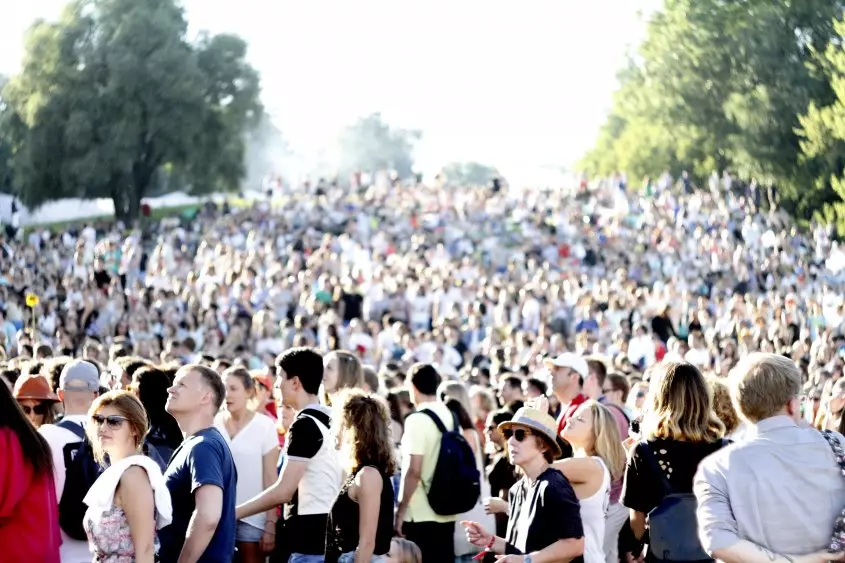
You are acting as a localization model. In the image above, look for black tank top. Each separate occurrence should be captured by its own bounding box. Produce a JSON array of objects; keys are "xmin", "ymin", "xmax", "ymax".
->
[{"xmin": 325, "ymin": 466, "xmax": 394, "ymax": 562}]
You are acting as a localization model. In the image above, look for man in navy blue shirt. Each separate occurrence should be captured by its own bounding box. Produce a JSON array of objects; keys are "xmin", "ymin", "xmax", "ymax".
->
[{"xmin": 159, "ymin": 364, "xmax": 237, "ymax": 563}]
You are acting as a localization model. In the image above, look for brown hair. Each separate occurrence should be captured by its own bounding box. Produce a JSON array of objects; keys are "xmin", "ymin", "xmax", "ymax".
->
[
  {"xmin": 641, "ymin": 362, "xmax": 724, "ymax": 442},
  {"xmin": 708, "ymin": 377, "xmax": 740, "ymax": 435},
  {"xmin": 389, "ymin": 538, "xmax": 422, "ymax": 563},
  {"xmin": 332, "ymin": 389, "xmax": 397, "ymax": 475},
  {"xmin": 323, "ymin": 351, "xmax": 364, "ymax": 405},
  {"xmin": 729, "ymin": 353, "xmax": 801, "ymax": 423},
  {"xmin": 87, "ymin": 390, "xmax": 149, "ymax": 464}
]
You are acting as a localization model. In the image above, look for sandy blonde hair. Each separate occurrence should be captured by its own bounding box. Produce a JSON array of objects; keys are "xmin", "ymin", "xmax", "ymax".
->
[
  {"xmin": 641, "ymin": 362, "xmax": 724, "ymax": 442},
  {"xmin": 323, "ymin": 351, "xmax": 364, "ymax": 406},
  {"xmin": 389, "ymin": 538, "xmax": 422, "ymax": 563},
  {"xmin": 708, "ymin": 377, "xmax": 740, "ymax": 435},
  {"xmin": 581, "ymin": 400, "xmax": 627, "ymax": 480},
  {"xmin": 729, "ymin": 353, "xmax": 801, "ymax": 423}
]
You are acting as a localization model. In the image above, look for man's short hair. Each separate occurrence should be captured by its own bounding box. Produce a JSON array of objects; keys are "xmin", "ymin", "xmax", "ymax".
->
[
  {"xmin": 410, "ymin": 363, "xmax": 441, "ymax": 396},
  {"xmin": 587, "ymin": 358, "xmax": 608, "ymax": 386},
  {"xmin": 276, "ymin": 347, "xmax": 324, "ymax": 395},
  {"xmin": 185, "ymin": 364, "xmax": 225, "ymax": 412},
  {"xmin": 729, "ymin": 353, "xmax": 801, "ymax": 423}
]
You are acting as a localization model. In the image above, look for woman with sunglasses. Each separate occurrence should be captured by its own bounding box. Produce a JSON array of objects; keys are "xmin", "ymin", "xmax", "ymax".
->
[
  {"xmin": 13, "ymin": 373, "xmax": 59, "ymax": 428},
  {"xmin": 82, "ymin": 390, "xmax": 172, "ymax": 563},
  {"xmin": 462, "ymin": 405, "xmax": 585, "ymax": 563},
  {"xmin": 0, "ymin": 366, "xmax": 61, "ymax": 562}
]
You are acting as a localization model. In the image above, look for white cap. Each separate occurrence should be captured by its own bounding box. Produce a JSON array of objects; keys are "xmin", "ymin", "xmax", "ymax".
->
[{"xmin": 543, "ymin": 353, "xmax": 588, "ymax": 379}]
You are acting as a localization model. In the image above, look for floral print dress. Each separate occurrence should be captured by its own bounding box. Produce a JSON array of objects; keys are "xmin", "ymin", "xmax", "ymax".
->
[{"xmin": 84, "ymin": 504, "xmax": 160, "ymax": 563}]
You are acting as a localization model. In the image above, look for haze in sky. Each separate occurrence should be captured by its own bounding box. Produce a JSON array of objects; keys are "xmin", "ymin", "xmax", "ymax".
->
[{"xmin": 0, "ymin": 0, "xmax": 656, "ymax": 181}]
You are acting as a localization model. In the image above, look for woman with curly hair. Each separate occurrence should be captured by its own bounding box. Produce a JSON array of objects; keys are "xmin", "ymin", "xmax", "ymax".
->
[{"xmin": 325, "ymin": 389, "xmax": 396, "ymax": 563}]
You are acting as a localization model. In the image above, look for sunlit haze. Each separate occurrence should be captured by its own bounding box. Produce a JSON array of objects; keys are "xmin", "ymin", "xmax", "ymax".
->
[{"xmin": 0, "ymin": 0, "xmax": 657, "ymax": 182}]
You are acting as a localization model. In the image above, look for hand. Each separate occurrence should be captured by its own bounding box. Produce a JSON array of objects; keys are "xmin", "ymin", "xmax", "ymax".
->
[
  {"xmin": 625, "ymin": 552, "xmax": 645, "ymax": 563},
  {"xmin": 394, "ymin": 506, "xmax": 406, "ymax": 538},
  {"xmin": 460, "ymin": 520, "xmax": 492, "ymax": 548},
  {"xmin": 483, "ymin": 497, "xmax": 508, "ymax": 515},
  {"xmin": 527, "ymin": 396, "xmax": 550, "ymax": 414},
  {"xmin": 494, "ymin": 556, "xmax": 524, "ymax": 562},
  {"xmin": 796, "ymin": 551, "xmax": 845, "ymax": 563},
  {"xmin": 260, "ymin": 529, "xmax": 275, "ymax": 553}
]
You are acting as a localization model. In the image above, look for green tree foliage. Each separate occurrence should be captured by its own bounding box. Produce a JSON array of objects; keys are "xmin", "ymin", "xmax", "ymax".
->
[
  {"xmin": 336, "ymin": 113, "xmax": 421, "ymax": 179},
  {"xmin": 0, "ymin": 75, "xmax": 13, "ymax": 194},
  {"xmin": 1, "ymin": 0, "xmax": 261, "ymax": 223},
  {"xmin": 440, "ymin": 161, "xmax": 499, "ymax": 186},
  {"xmin": 581, "ymin": 0, "xmax": 844, "ymax": 221}
]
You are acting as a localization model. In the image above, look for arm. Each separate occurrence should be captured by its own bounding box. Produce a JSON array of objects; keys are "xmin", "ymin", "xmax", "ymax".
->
[
  {"xmin": 629, "ymin": 509, "xmax": 647, "ymax": 541},
  {"xmin": 178, "ymin": 485, "xmax": 223, "ymax": 563},
  {"xmin": 354, "ymin": 467, "xmax": 383, "ymax": 563},
  {"xmin": 237, "ymin": 459, "xmax": 306, "ymax": 519},
  {"xmin": 712, "ymin": 541, "xmax": 844, "ymax": 563},
  {"xmin": 551, "ymin": 457, "xmax": 600, "ymax": 486},
  {"xmin": 118, "ymin": 467, "xmax": 156, "ymax": 563},
  {"xmin": 520, "ymin": 538, "xmax": 585, "ymax": 563},
  {"xmin": 261, "ymin": 445, "xmax": 280, "ymax": 550},
  {"xmin": 395, "ymin": 454, "xmax": 423, "ymax": 534}
]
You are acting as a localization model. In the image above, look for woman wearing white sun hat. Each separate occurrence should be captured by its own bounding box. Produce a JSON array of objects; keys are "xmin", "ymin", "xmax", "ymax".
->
[{"xmin": 461, "ymin": 405, "xmax": 586, "ymax": 563}]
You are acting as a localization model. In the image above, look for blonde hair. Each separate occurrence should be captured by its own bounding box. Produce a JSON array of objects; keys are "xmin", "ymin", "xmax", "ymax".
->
[
  {"xmin": 708, "ymin": 377, "xmax": 740, "ymax": 435},
  {"xmin": 641, "ymin": 362, "xmax": 724, "ymax": 442},
  {"xmin": 469, "ymin": 385, "xmax": 496, "ymax": 416},
  {"xmin": 87, "ymin": 390, "xmax": 149, "ymax": 464},
  {"xmin": 389, "ymin": 538, "xmax": 422, "ymax": 563},
  {"xmin": 729, "ymin": 353, "xmax": 801, "ymax": 423},
  {"xmin": 582, "ymin": 400, "xmax": 627, "ymax": 480}
]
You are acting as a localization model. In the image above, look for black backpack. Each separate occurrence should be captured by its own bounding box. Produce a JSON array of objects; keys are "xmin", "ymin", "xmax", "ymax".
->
[
  {"xmin": 416, "ymin": 409, "xmax": 480, "ymax": 516},
  {"xmin": 57, "ymin": 420, "xmax": 104, "ymax": 541},
  {"xmin": 638, "ymin": 441, "xmax": 726, "ymax": 562}
]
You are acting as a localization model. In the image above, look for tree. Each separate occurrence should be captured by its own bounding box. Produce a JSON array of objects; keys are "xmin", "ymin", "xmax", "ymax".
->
[
  {"xmin": 336, "ymin": 113, "xmax": 421, "ymax": 179},
  {"xmin": 2, "ymin": 0, "xmax": 261, "ymax": 223},
  {"xmin": 580, "ymin": 0, "xmax": 844, "ymax": 220},
  {"xmin": 440, "ymin": 162, "xmax": 499, "ymax": 186},
  {"xmin": 0, "ymin": 75, "xmax": 12, "ymax": 194}
]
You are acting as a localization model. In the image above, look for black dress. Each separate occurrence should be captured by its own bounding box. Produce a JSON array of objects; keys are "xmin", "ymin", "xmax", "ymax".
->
[{"xmin": 325, "ymin": 466, "xmax": 394, "ymax": 563}]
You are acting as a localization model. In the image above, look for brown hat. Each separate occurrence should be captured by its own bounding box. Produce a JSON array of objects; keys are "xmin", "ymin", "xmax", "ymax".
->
[{"xmin": 13, "ymin": 374, "xmax": 59, "ymax": 402}]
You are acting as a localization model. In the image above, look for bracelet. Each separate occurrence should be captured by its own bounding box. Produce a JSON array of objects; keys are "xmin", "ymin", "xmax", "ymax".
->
[{"xmin": 472, "ymin": 536, "xmax": 496, "ymax": 560}]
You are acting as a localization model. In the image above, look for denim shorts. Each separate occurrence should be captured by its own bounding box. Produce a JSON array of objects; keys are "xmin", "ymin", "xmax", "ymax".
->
[
  {"xmin": 338, "ymin": 553, "xmax": 386, "ymax": 563},
  {"xmin": 288, "ymin": 554, "xmax": 325, "ymax": 563},
  {"xmin": 236, "ymin": 520, "xmax": 264, "ymax": 543}
]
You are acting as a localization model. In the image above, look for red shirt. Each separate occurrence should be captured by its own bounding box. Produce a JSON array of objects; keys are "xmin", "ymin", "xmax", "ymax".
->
[
  {"xmin": 557, "ymin": 393, "xmax": 588, "ymax": 438},
  {"xmin": 0, "ymin": 428, "xmax": 61, "ymax": 563}
]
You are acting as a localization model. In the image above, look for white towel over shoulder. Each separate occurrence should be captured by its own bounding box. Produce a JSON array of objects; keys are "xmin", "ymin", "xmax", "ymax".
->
[{"xmin": 83, "ymin": 454, "xmax": 173, "ymax": 529}]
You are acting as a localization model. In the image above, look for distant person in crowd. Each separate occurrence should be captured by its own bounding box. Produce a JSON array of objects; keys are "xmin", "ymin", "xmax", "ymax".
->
[
  {"xmin": 396, "ymin": 363, "xmax": 456, "ymax": 563},
  {"xmin": 214, "ymin": 367, "xmax": 279, "ymax": 563},
  {"xmin": 0, "ymin": 373, "xmax": 61, "ymax": 563},
  {"xmin": 238, "ymin": 347, "xmax": 341, "ymax": 563},
  {"xmin": 384, "ymin": 538, "xmax": 423, "ymax": 563},
  {"xmin": 602, "ymin": 373, "xmax": 632, "ymax": 420},
  {"xmin": 159, "ymin": 364, "xmax": 237, "ymax": 563},
  {"xmin": 696, "ymin": 353, "xmax": 845, "ymax": 562},
  {"xmin": 322, "ymin": 350, "xmax": 364, "ymax": 406},
  {"xmin": 325, "ymin": 390, "xmax": 396, "ymax": 563},
  {"xmin": 83, "ymin": 391, "xmax": 172, "ymax": 563},
  {"xmin": 39, "ymin": 359, "xmax": 102, "ymax": 563},
  {"xmin": 129, "ymin": 365, "xmax": 183, "ymax": 461},
  {"xmin": 483, "ymin": 408, "xmax": 518, "ymax": 539},
  {"xmin": 547, "ymin": 353, "xmax": 590, "ymax": 456},
  {"xmin": 462, "ymin": 404, "xmax": 585, "ymax": 561},
  {"xmin": 14, "ymin": 372, "xmax": 59, "ymax": 428}
]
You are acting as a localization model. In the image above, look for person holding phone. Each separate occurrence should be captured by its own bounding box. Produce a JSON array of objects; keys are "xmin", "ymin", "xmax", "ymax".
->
[{"xmin": 462, "ymin": 405, "xmax": 585, "ymax": 563}]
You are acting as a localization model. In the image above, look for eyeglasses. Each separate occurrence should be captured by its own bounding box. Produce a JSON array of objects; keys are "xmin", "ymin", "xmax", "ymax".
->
[
  {"xmin": 91, "ymin": 414, "xmax": 128, "ymax": 430},
  {"xmin": 502, "ymin": 428, "xmax": 533, "ymax": 442},
  {"xmin": 21, "ymin": 403, "xmax": 49, "ymax": 416},
  {"xmin": 602, "ymin": 387, "xmax": 615, "ymax": 393}
]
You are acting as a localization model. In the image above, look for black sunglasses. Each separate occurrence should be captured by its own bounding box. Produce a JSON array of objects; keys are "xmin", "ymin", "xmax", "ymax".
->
[
  {"xmin": 91, "ymin": 414, "xmax": 128, "ymax": 430},
  {"xmin": 21, "ymin": 403, "xmax": 49, "ymax": 416},
  {"xmin": 502, "ymin": 428, "xmax": 533, "ymax": 442}
]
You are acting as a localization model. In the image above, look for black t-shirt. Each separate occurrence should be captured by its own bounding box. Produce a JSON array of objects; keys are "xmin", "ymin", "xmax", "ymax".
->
[
  {"xmin": 283, "ymin": 407, "xmax": 332, "ymax": 555},
  {"xmin": 621, "ymin": 438, "xmax": 725, "ymax": 515},
  {"xmin": 340, "ymin": 292, "xmax": 363, "ymax": 321},
  {"xmin": 93, "ymin": 268, "xmax": 111, "ymax": 289},
  {"xmin": 486, "ymin": 453, "xmax": 517, "ymax": 538},
  {"xmin": 504, "ymin": 467, "xmax": 584, "ymax": 561}
]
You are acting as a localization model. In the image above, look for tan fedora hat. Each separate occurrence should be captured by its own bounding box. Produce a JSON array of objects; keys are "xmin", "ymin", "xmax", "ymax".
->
[{"xmin": 499, "ymin": 406, "xmax": 562, "ymax": 459}]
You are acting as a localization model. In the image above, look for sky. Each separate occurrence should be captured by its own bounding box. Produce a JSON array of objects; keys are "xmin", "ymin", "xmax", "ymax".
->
[{"xmin": 0, "ymin": 0, "xmax": 656, "ymax": 181}]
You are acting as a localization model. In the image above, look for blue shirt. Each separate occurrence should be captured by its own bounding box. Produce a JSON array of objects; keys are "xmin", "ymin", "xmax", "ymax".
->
[{"xmin": 158, "ymin": 427, "xmax": 237, "ymax": 563}]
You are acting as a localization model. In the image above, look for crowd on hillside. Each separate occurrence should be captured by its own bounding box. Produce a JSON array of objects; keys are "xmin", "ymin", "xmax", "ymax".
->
[{"xmin": 2, "ymin": 172, "xmax": 845, "ymax": 563}]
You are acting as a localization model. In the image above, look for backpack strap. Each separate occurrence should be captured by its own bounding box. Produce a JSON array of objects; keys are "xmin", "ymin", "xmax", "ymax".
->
[
  {"xmin": 636, "ymin": 441, "xmax": 675, "ymax": 497},
  {"xmin": 416, "ymin": 408, "xmax": 453, "ymax": 434},
  {"xmin": 57, "ymin": 419, "xmax": 86, "ymax": 440}
]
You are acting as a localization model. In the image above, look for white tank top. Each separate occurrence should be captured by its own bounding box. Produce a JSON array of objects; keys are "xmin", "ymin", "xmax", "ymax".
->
[{"xmin": 580, "ymin": 457, "xmax": 610, "ymax": 563}]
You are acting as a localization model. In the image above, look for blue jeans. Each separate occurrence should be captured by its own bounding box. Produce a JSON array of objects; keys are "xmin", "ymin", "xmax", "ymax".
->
[
  {"xmin": 288, "ymin": 555, "xmax": 324, "ymax": 563},
  {"xmin": 338, "ymin": 553, "xmax": 386, "ymax": 563}
]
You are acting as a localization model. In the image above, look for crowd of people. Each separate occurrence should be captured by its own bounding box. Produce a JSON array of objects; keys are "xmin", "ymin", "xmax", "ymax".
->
[{"xmin": 1, "ymin": 172, "xmax": 845, "ymax": 563}]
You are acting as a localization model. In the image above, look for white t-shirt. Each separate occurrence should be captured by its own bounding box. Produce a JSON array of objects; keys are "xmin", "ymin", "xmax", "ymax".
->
[
  {"xmin": 39, "ymin": 414, "xmax": 92, "ymax": 563},
  {"xmin": 214, "ymin": 413, "xmax": 278, "ymax": 530}
]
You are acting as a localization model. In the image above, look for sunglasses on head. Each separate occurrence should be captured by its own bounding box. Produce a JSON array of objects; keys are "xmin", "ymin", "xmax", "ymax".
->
[
  {"xmin": 502, "ymin": 428, "xmax": 534, "ymax": 442},
  {"xmin": 21, "ymin": 403, "xmax": 49, "ymax": 416},
  {"xmin": 91, "ymin": 414, "xmax": 128, "ymax": 430}
]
